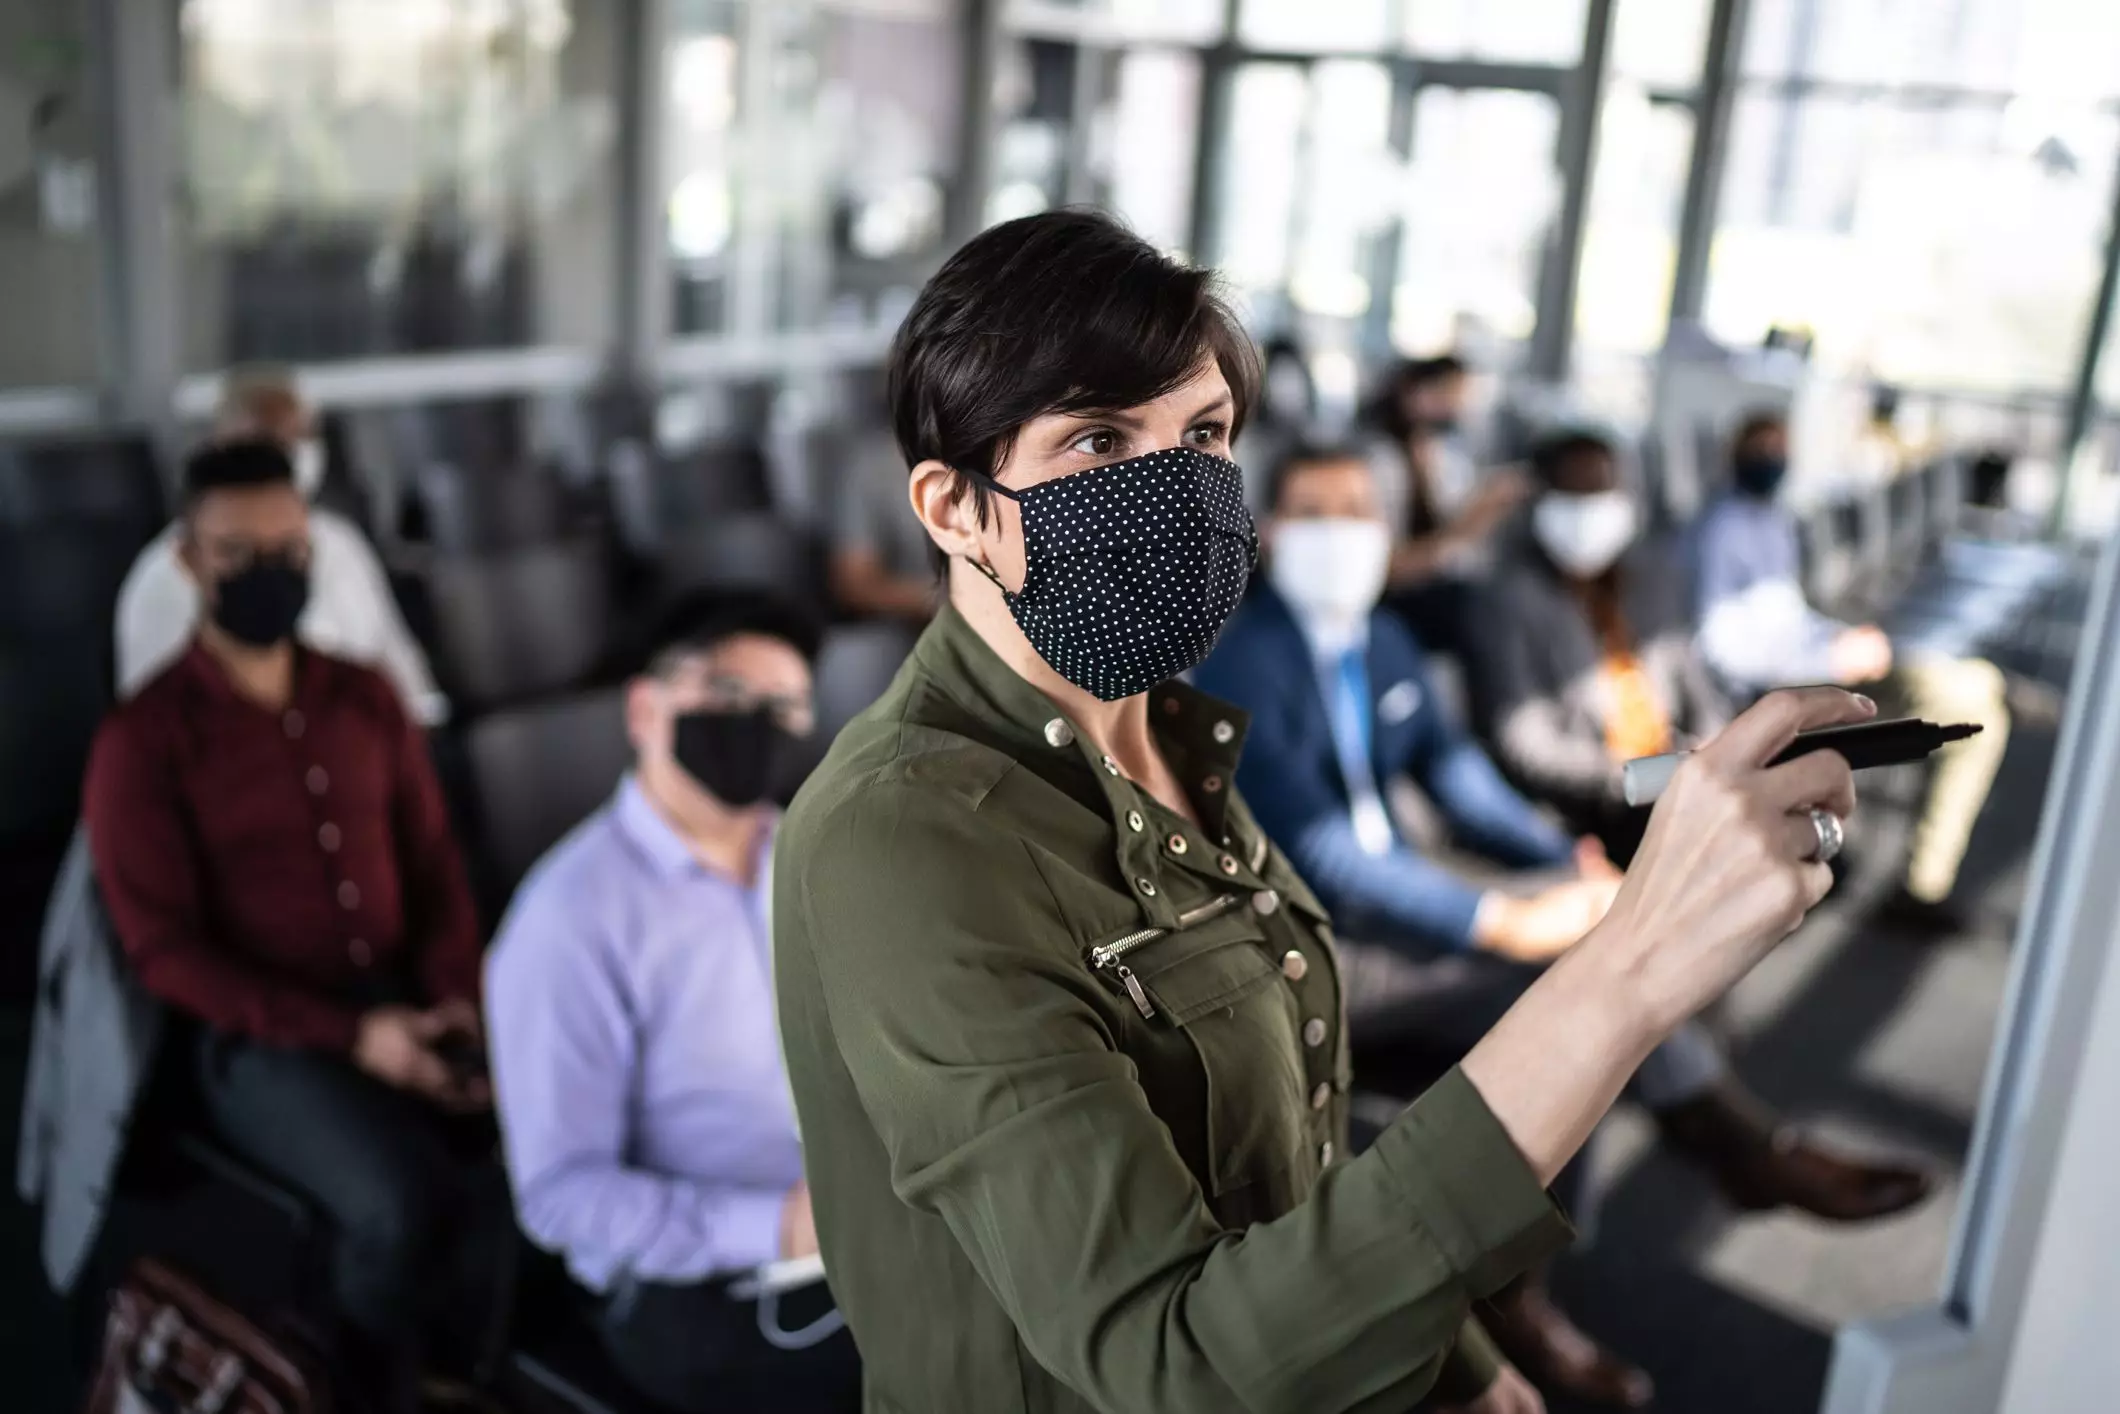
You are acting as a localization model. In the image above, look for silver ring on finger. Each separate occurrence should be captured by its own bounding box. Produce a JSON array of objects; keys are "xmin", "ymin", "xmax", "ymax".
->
[{"xmin": 1808, "ymin": 807, "xmax": 1844, "ymax": 864}]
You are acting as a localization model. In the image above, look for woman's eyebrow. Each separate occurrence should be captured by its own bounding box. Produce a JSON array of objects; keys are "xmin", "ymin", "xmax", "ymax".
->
[{"xmin": 1186, "ymin": 394, "xmax": 1235, "ymax": 422}]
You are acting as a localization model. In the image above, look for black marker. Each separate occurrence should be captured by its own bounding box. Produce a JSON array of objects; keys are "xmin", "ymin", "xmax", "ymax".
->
[{"xmin": 1622, "ymin": 718, "xmax": 1985, "ymax": 807}]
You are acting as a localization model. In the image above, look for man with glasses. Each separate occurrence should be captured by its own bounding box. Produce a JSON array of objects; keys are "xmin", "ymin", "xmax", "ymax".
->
[
  {"xmin": 85, "ymin": 439, "xmax": 496, "ymax": 1414},
  {"xmin": 115, "ymin": 367, "xmax": 445, "ymax": 723},
  {"xmin": 485, "ymin": 594, "xmax": 860, "ymax": 1414}
]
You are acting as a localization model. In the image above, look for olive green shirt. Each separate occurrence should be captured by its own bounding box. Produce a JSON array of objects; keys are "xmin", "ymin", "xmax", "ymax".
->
[{"xmin": 774, "ymin": 603, "xmax": 1571, "ymax": 1414}]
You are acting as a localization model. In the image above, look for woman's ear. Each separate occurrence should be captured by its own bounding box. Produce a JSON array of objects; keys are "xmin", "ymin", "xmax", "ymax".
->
[{"xmin": 909, "ymin": 459, "xmax": 984, "ymax": 562}]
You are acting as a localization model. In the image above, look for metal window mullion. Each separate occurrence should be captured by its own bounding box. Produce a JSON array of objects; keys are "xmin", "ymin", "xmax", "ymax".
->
[
  {"xmin": 1667, "ymin": 0, "xmax": 1750, "ymax": 328},
  {"xmin": 614, "ymin": 0, "xmax": 673, "ymax": 386},
  {"xmin": 1527, "ymin": 0, "xmax": 1615, "ymax": 383},
  {"xmin": 94, "ymin": 0, "xmax": 182, "ymax": 448},
  {"xmin": 1181, "ymin": 0, "xmax": 1240, "ymax": 263},
  {"xmin": 947, "ymin": 0, "xmax": 1004, "ymax": 247},
  {"xmin": 2053, "ymin": 138, "xmax": 2120, "ymax": 539},
  {"xmin": 728, "ymin": 0, "xmax": 787, "ymax": 340}
]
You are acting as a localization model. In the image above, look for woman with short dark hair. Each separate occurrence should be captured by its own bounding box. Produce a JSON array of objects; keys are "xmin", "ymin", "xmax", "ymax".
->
[{"xmin": 774, "ymin": 210, "xmax": 1875, "ymax": 1414}]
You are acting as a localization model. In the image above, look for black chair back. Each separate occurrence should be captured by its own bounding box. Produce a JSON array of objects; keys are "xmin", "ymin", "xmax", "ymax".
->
[
  {"xmin": 658, "ymin": 441, "xmax": 774, "ymax": 524},
  {"xmin": 653, "ymin": 513, "xmax": 825, "ymax": 617},
  {"xmin": 425, "ymin": 540, "xmax": 614, "ymax": 712},
  {"xmin": 778, "ymin": 620, "xmax": 919, "ymax": 791},
  {"xmin": 465, "ymin": 688, "xmax": 632, "ymax": 905},
  {"xmin": 415, "ymin": 462, "xmax": 573, "ymax": 553},
  {"xmin": 0, "ymin": 434, "xmax": 164, "ymax": 528}
]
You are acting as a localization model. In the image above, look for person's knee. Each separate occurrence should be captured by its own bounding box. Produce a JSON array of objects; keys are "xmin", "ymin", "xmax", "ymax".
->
[{"xmin": 332, "ymin": 1154, "xmax": 446, "ymax": 1271}]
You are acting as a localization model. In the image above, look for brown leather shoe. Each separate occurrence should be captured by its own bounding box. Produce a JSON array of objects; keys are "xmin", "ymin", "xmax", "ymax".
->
[
  {"xmin": 1657, "ymin": 1085, "xmax": 1934, "ymax": 1222},
  {"xmin": 1480, "ymin": 1272, "xmax": 1654, "ymax": 1409}
]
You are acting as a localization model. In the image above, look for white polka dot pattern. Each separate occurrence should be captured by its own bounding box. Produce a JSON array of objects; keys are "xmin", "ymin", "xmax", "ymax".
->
[{"xmin": 999, "ymin": 446, "xmax": 1257, "ymax": 702}]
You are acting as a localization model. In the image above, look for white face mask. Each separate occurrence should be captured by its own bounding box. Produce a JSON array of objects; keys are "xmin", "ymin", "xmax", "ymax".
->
[
  {"xmin": 1268, "ymin": 517, "xmax": 1392, "ymax": 623},
  {"xmin": 1532, "ymin": 491, "xmax": 1639, "ymax": 579},
  {"xmin": 290, "ymin": 437, "xmax": 327, "ymax": 501}
]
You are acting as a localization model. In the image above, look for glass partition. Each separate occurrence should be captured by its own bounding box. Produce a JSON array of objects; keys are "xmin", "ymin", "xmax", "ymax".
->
[{"xmin": 177, "ymin": 0, "xmax": 620, "ymax": 369}]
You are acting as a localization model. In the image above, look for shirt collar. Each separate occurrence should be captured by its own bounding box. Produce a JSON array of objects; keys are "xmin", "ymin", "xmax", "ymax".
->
[
  {"xmin": 612, "ymin": 774, "xmax": 777, "ymax": 886},
  {"xmin": 177, "ymin": 638, "xmax": 321, "ymax": 712},
  {"xmin": 912, "ymin": 601, "xmax": 1253, "ymax": 844},
  {"xmin": 1287, "ymin": 601, "xmax": 1371, "ymax": 663}
]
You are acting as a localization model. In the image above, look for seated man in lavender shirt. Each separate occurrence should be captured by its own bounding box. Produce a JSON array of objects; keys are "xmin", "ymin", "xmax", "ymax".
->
[{"xmin": 485, "ymin": 595, "xmax": 859, "ymax": 1414}]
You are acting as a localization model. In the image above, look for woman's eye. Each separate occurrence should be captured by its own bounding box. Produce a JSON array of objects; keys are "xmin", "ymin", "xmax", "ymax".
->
[
  {"xmin": 1188, "ymin": 422, "xmax": 1227, "ymax": 448},
  {"xmin": 1071, "ymin": 430, "xmax": 1120, "ymax": 457}
]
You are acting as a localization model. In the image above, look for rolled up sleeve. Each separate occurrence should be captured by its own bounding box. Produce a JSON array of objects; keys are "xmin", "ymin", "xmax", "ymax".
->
[{"xmin": 799, "ymin": 786, "xmax": 1571, "ymax": 1414}]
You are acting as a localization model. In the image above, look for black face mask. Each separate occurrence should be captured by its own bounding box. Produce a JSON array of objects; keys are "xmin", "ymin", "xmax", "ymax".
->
[
  {"xmin": 672, "ymin": 708, "xmax": 786, "ymax": 808},
  {"xmin": 210, "ymin": 556, "xmax": 310, "ymax": 648},
  {"xmin": 967, "ymin": 446, "xmax": 1257, "ymax": 702},
  {"xmin": 1732, "ymin": 454, "xmax": 1789, "ymax": 499}
]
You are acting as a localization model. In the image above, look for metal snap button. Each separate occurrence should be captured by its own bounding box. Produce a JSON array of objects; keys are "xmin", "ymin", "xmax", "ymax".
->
[
  {"xmin": 1251, "ymin": 889, "xmax": 1280, "ymax": 916},
  {"xmin": 1219, "ymin": 854, "xmax": 1239, "ymax": 875},
  {"xmin": 1136, "ymin": 878, "xmax": 1157, "ymax": 897},
  {"xmin": 318, "ymin": 821, "xmax": 341, "ymax": 853},
  {"xmin": 1310, "ymin": 1082, "xmax": 1331, "ymax": 1111},
  {"xmin": 1044, "ymin": 718, "xmax": 1074, "ymax": 748},
  {"xmin": 1303, "ymin": 1017, "xmax": 1328, "ymax": 1047},
  {"xmin": 1201, "ymin": 774, "xmax": 1223, "ymax": 794},
  {"xmin": 1282, "ymin": 950, "xmax": 1309, "ymax": 981},
  {"xmin": 337, "ymin": 880, "xmax": 361, "ymax": 910},
  {"xmin": 1166, "ymin": 833, "xmax": 1188, "ymax": 856},
  {"xmin": 1101, "ymin": 754, "xmax": 1121, "ymax": 776},
  {"xmin": 1212, "ymin": 720, "xmax": 1235, "ymax": 744},
  {"xmin": 306, "ymin": 765, "xmax": 329, "ymax": 795},
  {"xmin": 1126, "ymin": 810, "xmax": 1145, "ymax": 832}
]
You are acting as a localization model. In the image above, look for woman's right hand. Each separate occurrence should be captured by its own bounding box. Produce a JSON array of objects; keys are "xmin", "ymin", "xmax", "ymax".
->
[{"xmin": 1590, "ymin": 686, "xmax": 1870, "ymax": 1038}]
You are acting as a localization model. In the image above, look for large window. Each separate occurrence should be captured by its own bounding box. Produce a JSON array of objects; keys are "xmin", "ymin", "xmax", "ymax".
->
[
  {"xmin": 1085, "ymin": 48, "xmax": 1201, "ymax": 255},
  {"xmin": 177, "ymin": 0, "xmax": 620, "ymax": 371},
  {"xmin": 1400, "ymin": 0, "xmax": 1585, "ymax": 66},
  {"xmin": 1576, "ymin": 84, "xmax": 1694, "ymax": 417},
  {"xmin": 0, "ymin": 0, "xmax": 104, "ymax": 388},
  {"xmin": 1209, "ymin": 60, "xmax": 1396, "ymax": 332},
  {"xmin": 1707, "ymin": 0, "xmax": 2120, "ymax": 394},
  {"xmin": 667, "ymin": 0, "xmax": 958, "ymax": 338},
  {"xmin": 1391, "ymin": 88, "xmax": 1561, "ymax": 359}
]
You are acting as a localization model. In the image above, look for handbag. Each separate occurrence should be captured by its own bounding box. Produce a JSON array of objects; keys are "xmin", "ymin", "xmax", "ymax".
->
[{"xmin": 82, "ymin": 1257, "xmax": 326, "ymax": 1414}]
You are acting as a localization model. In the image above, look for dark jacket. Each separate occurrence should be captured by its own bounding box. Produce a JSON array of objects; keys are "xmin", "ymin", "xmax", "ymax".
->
[
  {"xmin": 1468, "ymin": 526, "xmax": 1731, "ymax": 837},
  {"xmin": 1195, "ymin": 584, "xmax": 1573, "ymax": 953}
]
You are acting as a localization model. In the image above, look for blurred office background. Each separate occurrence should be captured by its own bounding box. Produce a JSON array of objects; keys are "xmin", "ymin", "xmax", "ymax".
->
[{"xmin": 5, "ymin": 2, "xmax": 2120, "ymax": 1413}]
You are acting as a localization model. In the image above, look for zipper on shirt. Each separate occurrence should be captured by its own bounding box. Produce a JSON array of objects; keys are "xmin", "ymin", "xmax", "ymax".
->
[
  {"xmin": 1091, "ymin": 928, "xmax": 1163, "ymax": 1018},
  {"xmin": 1088, "ymin": 893, "xmax": 1244, "ymax": 1020}
]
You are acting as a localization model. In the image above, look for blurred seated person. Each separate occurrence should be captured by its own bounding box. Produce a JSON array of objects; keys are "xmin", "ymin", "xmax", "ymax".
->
[
  {"xmin": 486, "ymin": 594, "xmax": 860, "ymax": 1414},
  {"xmin": 827, "ymin": 435, "xmax": 938, "ymax": 623},
  {"xmin": 1195, "ymin": 444, "xmax": 1930, "ymax": 1408},
  {"xmin": 85, "ymin": 440, "xmax": 500, "ymax": 1414},
  {"xmin": 1697, "ymin": 411, "xmax": 2011, "ymax": 928},
  {"xmin": 1361, "ymin": 354, "xmax": 1529, "ymax": 660},
  {"xmin": 116, "ymin": 365, "xmax": 446, "ymax": 724},
  {"xmin": 1232, "ymin": 334, "xmax": 1319, "ymax": 509},
  {"xmin": 1472, "ymin": 429, "xmax": 1729, "ymax": 864}
]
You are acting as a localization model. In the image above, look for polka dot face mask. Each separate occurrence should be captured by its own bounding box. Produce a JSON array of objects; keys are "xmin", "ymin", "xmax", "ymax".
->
[{"xmin": 966, "ymin": 446, "xmax": 1258, "ymax": 702}]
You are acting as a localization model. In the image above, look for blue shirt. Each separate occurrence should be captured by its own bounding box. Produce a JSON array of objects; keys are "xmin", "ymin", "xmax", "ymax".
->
[
  {"xmin": 1694, "ymin": 492, "xmax": 1848, "ymax": 690},
  {"xmin": 1195, "ymin": 586, "xmax": 1573, "ymax": 954},
  {"xmin": 486, "ymin": 778, "xmax": 801, "ymax": 1293}
]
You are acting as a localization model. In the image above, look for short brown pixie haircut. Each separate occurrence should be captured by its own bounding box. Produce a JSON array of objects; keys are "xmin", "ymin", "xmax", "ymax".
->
[{"xmin": 885, "ymin": 208, "xmax": 1260, "ymax": 573}]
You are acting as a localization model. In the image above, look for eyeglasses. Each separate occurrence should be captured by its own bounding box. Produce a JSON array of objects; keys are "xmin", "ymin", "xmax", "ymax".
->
[
  {"xmin": 191, "ymin": 533, "xmax": 313, "ymax": 574},
  {"xmin": 677, "ymin": 674, "xmax": 816, "ymax": 737}
]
